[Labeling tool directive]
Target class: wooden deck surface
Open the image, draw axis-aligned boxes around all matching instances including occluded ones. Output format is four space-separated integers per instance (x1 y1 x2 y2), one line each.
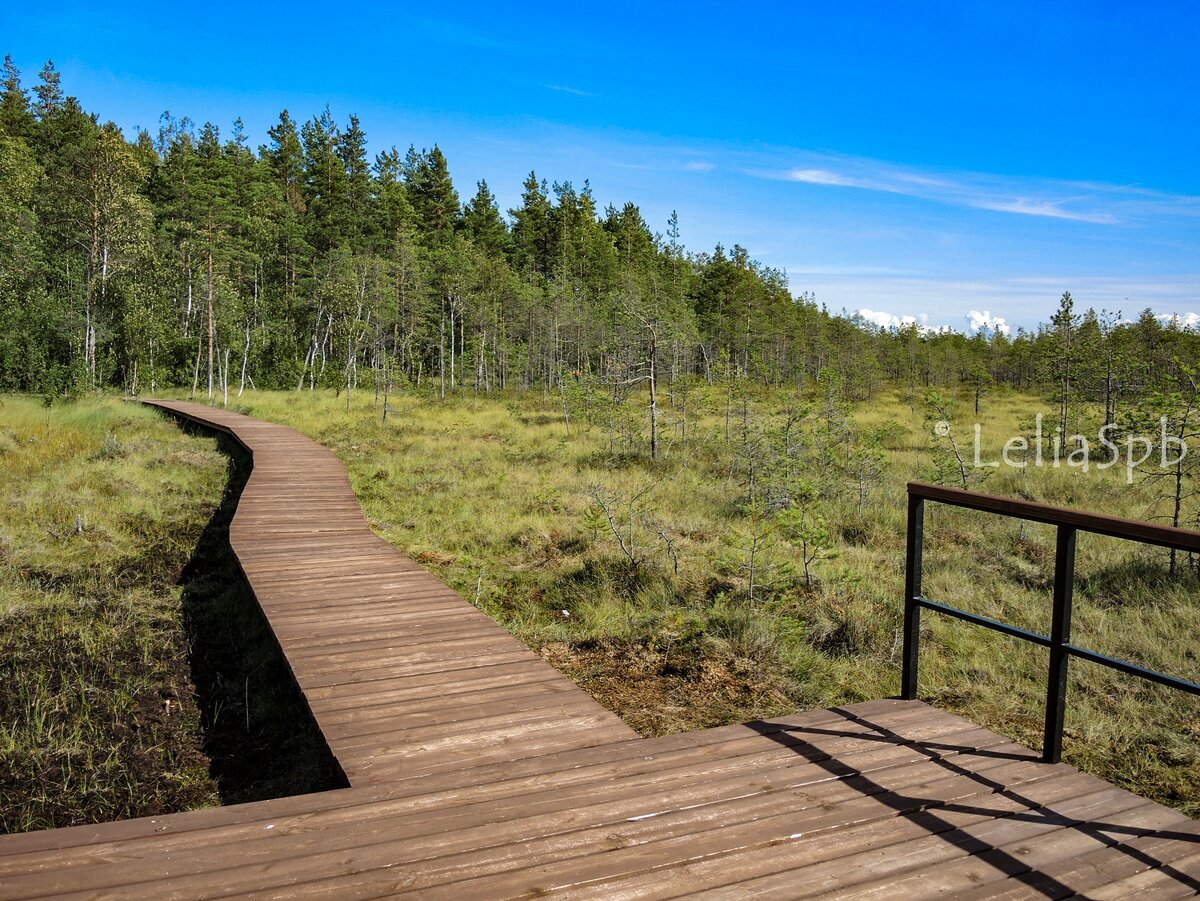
0 399 1196 899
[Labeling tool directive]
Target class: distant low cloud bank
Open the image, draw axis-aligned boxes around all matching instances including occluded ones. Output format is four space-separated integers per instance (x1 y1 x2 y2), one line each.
855 307 1012 337
856 309 951 334
1153 311 1200 329
857 308 924 330
856 306 1200 337
1110 311 1200 330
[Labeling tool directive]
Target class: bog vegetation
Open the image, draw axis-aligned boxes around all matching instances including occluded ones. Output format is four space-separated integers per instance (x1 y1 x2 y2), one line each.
0 57 1198 821
0 398 224 830
0 397 344 832
199 382 1200 817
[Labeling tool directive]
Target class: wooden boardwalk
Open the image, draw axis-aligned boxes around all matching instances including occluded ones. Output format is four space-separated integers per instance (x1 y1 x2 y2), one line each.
0 400 1196 899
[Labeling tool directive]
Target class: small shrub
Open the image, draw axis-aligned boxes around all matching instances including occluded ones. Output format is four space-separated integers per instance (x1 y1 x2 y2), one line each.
94 433 124 460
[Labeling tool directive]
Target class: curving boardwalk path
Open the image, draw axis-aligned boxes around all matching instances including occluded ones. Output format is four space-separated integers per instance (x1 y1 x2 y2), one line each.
143 399 639 785
0 400 1196 898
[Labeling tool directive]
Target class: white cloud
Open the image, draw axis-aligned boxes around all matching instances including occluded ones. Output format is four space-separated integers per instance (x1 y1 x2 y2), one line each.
754 152 1200 225
966 310 1012 336
857 308 917 329
784 168 864 188
684 160 716 172
972 198 1117 225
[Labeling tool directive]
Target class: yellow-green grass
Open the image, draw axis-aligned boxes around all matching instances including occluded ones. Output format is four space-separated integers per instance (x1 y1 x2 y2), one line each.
0 396 226 831
157 383 1200 815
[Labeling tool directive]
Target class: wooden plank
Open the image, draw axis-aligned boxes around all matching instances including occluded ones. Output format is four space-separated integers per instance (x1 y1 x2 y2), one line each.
947 830 1200 900
5 722 1020 897
284 754 1074 901
1080 853 1200 900
0 705 958 885
0 707 843 873
546 772 1105 901
798 794 1184 899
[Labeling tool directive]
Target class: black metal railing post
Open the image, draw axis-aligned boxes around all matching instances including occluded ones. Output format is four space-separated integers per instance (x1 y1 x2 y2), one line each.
1043 525 1077 764
901 494 925 700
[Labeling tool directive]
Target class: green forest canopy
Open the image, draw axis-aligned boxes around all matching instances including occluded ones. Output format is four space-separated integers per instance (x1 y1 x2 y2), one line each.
1 56 1198 417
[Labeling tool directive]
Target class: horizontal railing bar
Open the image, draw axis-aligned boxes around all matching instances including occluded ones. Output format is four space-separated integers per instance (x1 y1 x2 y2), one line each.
916 597 1052 647
915 597 1200 696
909 481 1200 552
1066 645 1200 695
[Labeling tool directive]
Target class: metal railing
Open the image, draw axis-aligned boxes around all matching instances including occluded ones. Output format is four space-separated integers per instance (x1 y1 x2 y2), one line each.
901 481 1200 763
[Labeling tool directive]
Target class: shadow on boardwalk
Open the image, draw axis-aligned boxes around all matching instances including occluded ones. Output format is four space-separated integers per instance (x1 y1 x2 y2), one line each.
175 422 347 804
746 708 1200 897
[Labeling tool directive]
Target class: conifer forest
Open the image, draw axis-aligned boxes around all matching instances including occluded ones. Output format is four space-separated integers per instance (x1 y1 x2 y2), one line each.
2 57 1198 419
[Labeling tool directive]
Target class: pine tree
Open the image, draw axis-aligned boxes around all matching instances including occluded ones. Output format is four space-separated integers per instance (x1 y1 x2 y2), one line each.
337 114 372 247
33 60 63 120
463 179 508 257
191 121 238 397
0 56 35 140
509 171 552 277
264 110 310 305
301 107 347 256
1049 290 1077 439
407 146 459 242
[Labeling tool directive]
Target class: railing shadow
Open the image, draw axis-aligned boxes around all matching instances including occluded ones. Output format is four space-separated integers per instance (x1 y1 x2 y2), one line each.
742 706 1200 895
174 421 348 804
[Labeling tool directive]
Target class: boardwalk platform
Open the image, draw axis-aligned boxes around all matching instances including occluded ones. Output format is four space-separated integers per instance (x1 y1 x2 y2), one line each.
0 400 1196 898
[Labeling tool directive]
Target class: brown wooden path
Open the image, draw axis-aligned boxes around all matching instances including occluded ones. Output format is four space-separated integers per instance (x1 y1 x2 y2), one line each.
0 400 1196 899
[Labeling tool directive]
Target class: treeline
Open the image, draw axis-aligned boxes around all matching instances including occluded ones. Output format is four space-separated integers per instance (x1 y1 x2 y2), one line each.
1 57 1198 415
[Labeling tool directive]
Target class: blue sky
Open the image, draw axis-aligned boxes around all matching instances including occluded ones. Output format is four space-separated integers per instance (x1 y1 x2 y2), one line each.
4 1 1198 333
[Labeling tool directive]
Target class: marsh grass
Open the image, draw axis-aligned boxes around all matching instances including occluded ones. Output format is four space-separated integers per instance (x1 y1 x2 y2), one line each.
0 396 226 831
158 384 1198 815
0 397 346 832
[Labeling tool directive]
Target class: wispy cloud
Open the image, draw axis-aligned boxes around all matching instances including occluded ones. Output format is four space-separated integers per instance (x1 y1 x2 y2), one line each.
970 198 1115 224
755 152 1200 225
684 160 715 172
785 168 863 188
408 16 528 55
786 264 917 277
545 84 598 97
